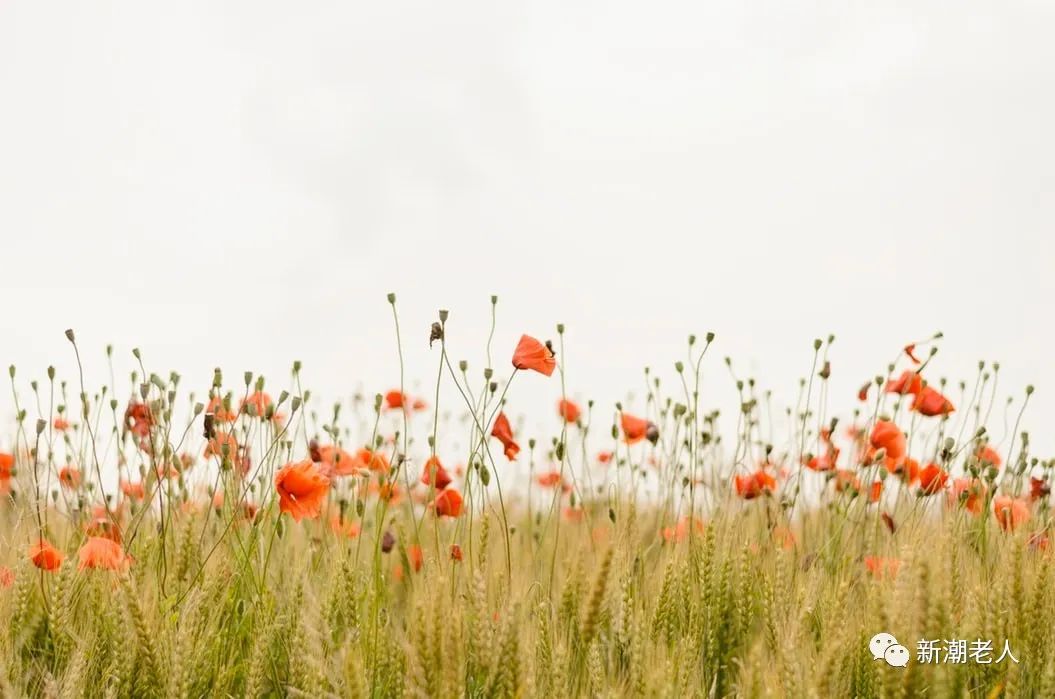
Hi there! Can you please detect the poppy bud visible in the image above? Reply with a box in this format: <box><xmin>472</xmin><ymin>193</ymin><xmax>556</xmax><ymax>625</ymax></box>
<box><xmin>1027</xmin><ymin>385</ymin><xmax>1035</xmax><ymax>396</ymax></box>
<box><xmin>35</xmin><ymin>419</ymin><xmax>45</xmax><ymax>435</ymax></box>
<box><xmin>291</xmin><ymin>396</ymin><xmax>302</xmax><ymax>412</ymax></box>
<box><xmin>706</xmin><ymin>332</ymin><xmax>715</xmax><ymax>343</ymax></box>
<box><xmin>479</xmin><ymin>465</ymin><xmax>491</xmax><ymax>486</ymax></box>
<box><xmin>813</xmin><ymin>338</ymin><xmax>822</xmax><ymax>350</ymax></box>
<box><xmin>688</xmin><ymin>334</ymin><xmax>696</xmax><ymax>346</ymax></box>
<box><xmin>489</xmin><ymin>382</ymin><xmax>497</xmax><ymax>393</ymax></box>
<box><xmin>381</xmin><ymin>531</ymin><xmax>395</xmax><ymax>553</ymax></box>
<box><xmin>459</xmin><ymin>360</ymin><xmax>468</xmax><ymax>372</ymax></box>
<box><xmin>491</xmin><ymin>294</ymin><xmax>497</xmax><ymax>304</ymax></box>
<box><xmin>674</xmin><ymin>361</ymin><xmax>684</xmax><ymax>373</ymax></box>
<box><xmin>483</xmin><ymin>368</ymin><xmax>493</xmax><ymax>380</ymax></box>
<box><xmin>556</xmin><ymin>323</ymin><xmax>564</xmax><ymax>334</ymax></box>
<box><xmin>293</xmin><ymin>360</ymin><xmax>302</xmax><ymax>373</ymax></box>
<box><xmin>110</xmin><ymin>399</ymin><xmax>117</xmax><ymax>411</ymax></box>
<box><xmin>47</xmin><ymin>366</ymin><xmax>55</xmax><ymax>380</ymax></box>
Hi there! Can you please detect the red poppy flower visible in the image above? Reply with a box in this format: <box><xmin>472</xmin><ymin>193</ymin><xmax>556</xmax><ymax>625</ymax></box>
<box><xmin>912</xmin><ymin>386</ymin><xmax>955</xmax><ymax>417</ymax></box>
<box><xmin>1030</xmin><ymin>477</ymin><xmax>1051</xmax><ymax>502</ymax></box>
<box><xmin>661</xmin><ymin>517</ymin><xmax>705</xmax><ymax>543</ymax></box>
<box><xmin>833</xmin><ymin>469</ymin><xmax>860</xmax><ymax>493</ymax></box>
<box><xmin>975</xmin><ymin>444</ymin><xmax>1002</xmax><ymax>468</ymax></box>
<box><xmin>535</xmin><ymin>470</ymin><xmax>569</xmax><ymax>492</ymax></box>
<box><xmin>511</xmin><ymin>335</ymin><xmax>556</xmax><ymax>376</ymax></box>
<box><xmin>407</xmin><ymin>544</ymin><xmax>424</xmax><ymax>572</ymax></box>
<box><xmin>857</xmin><ymin>383</ymin><xmax>871</xmax><ymax>402</ymax></box>
<box><xmin>0</xmin><ymin>567</ymin><xmax>12</xmax><ymax>588</ymax></box>
<box><xmin>620</xmin><ymin>413</ymin><xmax>651</xmax><ymax>445</ymax></box>
<box><xmin>490</xmin><ymin>412</ymin><xmax>520</xmax><ymax>461</ymax></box>
<box><xmin>58</xmin><ymin>466</ymin><xmax>81</xmax><ymax>489</ymax></box>
<box><xmin>29</xmin><ymin>539</ymin><xmax>63</xmax><ymax>572</ymax></box>
<box><xmin>431</xmin><ymin>489</ymin><xmax>463</xmax><ymax>517</ymax></box>
<box><xmin>917</xmin><ymin>463</ymin><xmax>949</xmax><ymax>495</ymax></box>
<box><xmin>734</xmin><ymin>469</ymin><xmax>776</xmax><ymax>500</ymax></box>
<box><xmin>885</xmin><ymin>371</ymin><xmax>923</xmax><ymax>396</ymax></box>
<box><xmin>558</xmin><ymin>399</ymin><xmax>582</xmax><ymax>424</ymax></box>
<box><xmin>52</xmin><ymin>417</ymin><xmax>70</xmax><ymax>431</ymax></box>
<box><xmin>317</xmin><ymin>445</ymin><xmax>363</xmax><ymax>477</ymax></box>
<box><xmin>904</xmin><ymin>344</ymin><xmax>922</xmax><ymax>364</ymax></box>
<box><xmin>0</xmin><ymin>452</ymin><xmax>13</xmax><ymax>480</ymax></box>
<box><xmin>78</xmin><ymin>537</ymin><xmax>130</xmax><ymax>571</ymax></box>
<box><xmin>421</xmin><ymin>456</ymin><xmax>452</xmax><ymax>490</ymax></box>
<box><xmin>597</xmin><ymin>451</ymin><xmax>612</xmax><ymax>464</ymax></box>
<box><xmin>869</xmin><ymin>420</ymin><xmax>906</xmax><ymax>463</ymax></box>
<box><xmin>239</xmin><ymin>391</ymin><xmax>272</xmax><ymax>418</ymax></box>
<box><xmin>357</xmin><ymin>448</ymin><xmax>391</xmax><ymax>473</ymax></box>
<box><xmin>450</xmin><ymin>544</ymin><xmax>463</xmax><ymax>562</ymax></box>
<box><xmin>868</xmin><ymin>481</ymin><xmax>883</xmax><ymax>503</ymax></box>
<box><xmin>993</xmin><ymin>496</ymin><xmax>1031</xmax><ymax>532</ymax></box>
<box><xmin>384</xmin><ymin>390</ymin><xmax>406</xmax><ymax>410</ymax></box>
<box><xmin>204</xmin><ymin>431</ymin><xmax>238</xmax><ymax>460</ymax></box>
<box><xmin>886</xmin><ymin>457</ymin><xmax>920</xmax><ymax>485</ymax></box>
<box><xmin>864</xmin><ymin>556</ymin><xmax>900</xmax><ymax>580</ymax></box>
<box><xmin>120</xmin><ymin>479</ymin><xmax>146</xmax><ymax>500</ymax></box>
<box><xmin>948</xmin><ymin>478</ymin><xmax>987</xmax><ymax>515</ymax></box>
<box><xmin>124</xmin><ymin>402</ymin><xmax>153</xmax><ymax>438</ymax></box>
<box><xmin>274</xmin><ymin>460</ymin><xmax>331</xmax><ymax>522</ymax></box>
<box><xmin>329</xmin><ymin>514</ymin><xmax>361</xmax><ymax>539</ymax></box>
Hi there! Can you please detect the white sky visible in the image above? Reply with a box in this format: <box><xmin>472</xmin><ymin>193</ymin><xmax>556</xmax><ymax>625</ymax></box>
<box><xmin>1</xmin><ymin>2</ymin><xmax>1053</xmax><ymax>456</ymax></box>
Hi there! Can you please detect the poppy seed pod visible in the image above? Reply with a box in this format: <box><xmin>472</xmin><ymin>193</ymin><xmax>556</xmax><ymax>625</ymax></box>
<box><xmin>646</xmin><ymin>422</ymin><xmax>660</xmax><ymax>445</ymax></box>
<box><xmin>64</xmin><ymin>329</ymin><xmax>75</xmax><ymax>343</ymax></box>
<box><xmin>438</xmin><ymin>309</ymin><xmax>449</xmax><ymax>322</ymax></box>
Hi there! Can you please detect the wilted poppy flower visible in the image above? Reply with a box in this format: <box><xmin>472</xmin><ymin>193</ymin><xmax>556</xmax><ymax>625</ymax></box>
<box><xmin>421</xmin><ymin>456</ymin><xmax>452</xmax><ymax>490</ymax></box>
<box><xmin>29</xmin><ymin>539</ymin><xmax>63</xmax><ymax>572</ymax></box>
<box><xmin>58</xmin><ymin>466</ymin><xmax>81</xmax><ymax>489</ymax></box>
<box><xmin>450</xmin><ymin>544</ymin><xmax>463</xmax><ymax>562</ymax></box>
<box><xmin>734</xmin><ymin>469</ymin><xmax>776</xmax><ymax>500</ymax></box>
<box><xmin>77</xmin><ymin>537</ymin><xmax>129</xmax><ymax>571</ymax></box>
<box><xmin>993</xmin><ymin>496</ymin><xmax>1031</xmax><ymax>532</ymax></box>
<box><xmin>621</xmin><ymin>413</ymin><xmax>651</xmax><ymax>445</ymax></box>
<box><xmin>124</xmin><ymin>402</ymin><xmax>153</xmax><ymax>439</ymax></box>
<box><xmin>431</xmin><ymin>489</ymin><xmax>463</xmax><ymax>517</ymax></box>
<box><xmin>917</xmin><ymin>463</ymin><xmax>949</xmax><ymax>495</ymax></box>
<box><xmin>885</xmin><ymin>371</ymin><xmax>923</xmax><ymax>396</ymax></box>
<box><xmin>119</xmin><ymin>479</ymin><xmax>146</xmax><ymax>500</ymax></box>
<box><xmin>384</xmin><ymin>390</ymin><xmax>406</xmax><ymax>410</ymax></box>
<box><xmin>1030</xmin><ymin>477</ymin><xmax>1051</xmax><ymax>502</ymax></box>
<box><xmin>869</xmin><ymin>420</ymin><xmax>906</xmax><ymax>464</ymax></box>
<box><xmin>948</xmin><ymin>478</ymin><xmax>987</xmax><ymax>515</ymax></box>
<box><xmin>53</xmin><ymin>417</ymin><xmax>70</xmax><ymax>432</ymax></box>
<box><xmin>274</xmin><ymin>460</ymin><xmax>330</xmax><ymax>522</ymax></box>
<box><xmin>975</xmin><ymin>444</ymin><xmax>1002</xmax><ymax>468</ymax></box>
<box><xmin>511</xmin><ymin>335</ymin><xmax>556</xmax><ymax>376</ymax></box>
<box><xmin>381</xmin><ymin>530</ymin><xmax>396</xmax><ymax>553</ymax></box>
<box><xmin>857</xmin><ymin>383</ymin><xmax>871</xmax><ymax>402</ymax></box>
<box><xmin>904</xmin><ymin>344</ymin><xmax>922</xmax><ymax>364</ymax></box>
<box><xmin>912</xmin><ymin>386</ymin><xmax>955</xmax><ymax>417</ymax></box>
<box><xmin>490</xmin><ymin>412</ymin><xmax>520</xmax><ymax>461</ymax></box>
<box><xmin>864</xmin><ymin>556</ymin><xmax>901</xmax><ymax>581</ymax></box>
<box><xmin>558</xmin><ymin>399</ymin><xmax>581</xmax><ymax>424</ymax></box>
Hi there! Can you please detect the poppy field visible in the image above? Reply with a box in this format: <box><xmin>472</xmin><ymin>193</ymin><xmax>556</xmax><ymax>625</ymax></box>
<box><xmin>1</xmin><ymin>299</ymin><xmax>1052</xmax><ymax>698</ymax></box>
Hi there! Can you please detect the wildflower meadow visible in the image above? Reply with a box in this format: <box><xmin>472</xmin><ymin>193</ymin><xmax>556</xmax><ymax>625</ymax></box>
<box><xmin>0</xmin><ymin>296</ymin><xmax>1051</xmax><ymax>698</ymax></box>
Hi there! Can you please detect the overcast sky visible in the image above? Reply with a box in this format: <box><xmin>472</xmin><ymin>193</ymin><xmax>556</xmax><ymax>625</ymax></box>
<box><xmin>1</xmin><ymin>2</ymin><xmax>1053</xmax><ymax>456</ymax></box>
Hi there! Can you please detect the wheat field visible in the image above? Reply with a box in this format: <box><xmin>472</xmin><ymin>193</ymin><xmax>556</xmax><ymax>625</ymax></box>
<box><xmin>0</xmin><ymin>300</ymin><xmax>1049</xmax><ymax>698</ymax></box>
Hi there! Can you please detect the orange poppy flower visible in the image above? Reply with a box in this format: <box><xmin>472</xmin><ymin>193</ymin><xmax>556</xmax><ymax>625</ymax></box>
<box><xmin>356</xmin><ymin>448</ymin><xmax>391</xmax><ymax>473</ymax></box>
<box><xmin>620</xmin><ymin>413</ymin><xmax>650</xmax><ymax>445</ymax></box>
<box><xmin>431</xmin><ymin>489</ymin><xmax>463</xmax><ymax>517</ymax></box>
<box><xmin>204</xmin><ymin>431</ymin><xmax>238</xmax><ymax>460</ymax></box>
<box><xmin>53</xmin><ymin>417</ymin><xmax>70</xmax><ymax>431</ymax></box>
<box><xmin>0</xmin><ymin>452</ymin><xmax>12</xmax><ymax>479</ymax></box>
<box><xmin>558</xmin><ymin>399</ymin><xmax>582</xmax><ymax>424</ymax></box>
<box><xmin>58</xmin><ymin>466</ymin><xmax>81</xmax><ymax>489</ymax></box>
<box><xmin>912</xmin><ymin>386</ymin><xmax>955</xmax><ymax>417</ymax></box>
<box><xmin>868</xmin><ymin>481</ymin><xmax>883</xmax><ymax>503</ymax></box>
<box><xmin>384</xmin><ymin>390</ymin><xmax>406</xmax><ymax>410</ymax></box>
<box><xmin>77</xmin><ymin>537</ymin><xmax>130</xmax><ymax>571</ymax></box>
<box><xmin>511</xmin><ymin>335</ymin><xmax>556</xmax><ymax>376</ymax></box>
<box><xmin>420</xmin><ymin>456</ymin><xmax>452</xmax><ymax>490</ymax></box>
<box><xmin>993</xmin><ymin>496</ymin><xmax>1031</xmax><ymax>532</ymax></box>
<box><xmin>661</xmin><ymin>516</ymin><xmax>705</xmax><ymax>543</ymax></box>
<box><xmin>886</xmin><ymin>457</ymin><xmax>920</xmax><ymax>485</ymax></box>
<box><xmin>407</xmin><ymin>544</ymin><xmax>424</xmax><ymax>572</ymax></box>
<box><xmin>869</xmin><ymin>420</ymin><xmax>906</xmax><ymax>464</ymax></box>
<box><xmin>239</xmin><ymin>391</ymin><xmax>272</xmax><ymax>418</ymax></box>
<box><xmin>917</xmin><ymin>464</ymin><xmax>949</xmax><ymax>495</ymax></box>
<box><xmin>274</xmin><ymin>460</ymin><xmax>330</xmax><ymax>522</ymax></box>
<box><xmin>833</xmin><ymin>469</ymin><xmax>860</xmax><ymax>493</ymax></box>
<box><xmin>120</xmin><ymin>479</ymin><xmax>146</xmax><ymax>500</ymax></box>
<box><xmin>864</xmin><ymin>556</ymin><xmax>900</xmax><ymax>580</ymax></box>
<box><xmin>734</xmin><ymin>469</ymin><xmax>776</xmax><ymax>500</ymax></box>
<box><xmin>948</xmin><ymin>477</ymin><xmax>987</xmax><ymax>515</ymax></box>
<box><xmin>597</xmin><ymin>451</ymin><xmax>612</xmax><ymax>464</ymax></box>
<box><xmin>535</xmin><ymin>470</ymin><xmax>570</xmax><ymax>493</ymax></box>
<box><xmin>885</xmin><ymin>370</ymin><xmax>923</xmax><ymax>396</ymax></box>
<box><xmin>412</xmin><ymin>397</ymin><xmax>427</xmax><ymax>412</ymax></box>
<box><xmin>317</xmin><ymin>445</ymin><xmax>363</xmax><ymax>477</ymax></box>
<box><xmin>29</xmin><ymin>539</ymin><xmax>63</xmax><ymax>572</ymax></box>
<box><xmin>490</xmin><ymin>412</ymin><xmax>520</xmax><ymax>461</ymax></box>
<box><xmin>772</xmin><ymin>525</ymin><xmax>797</xmax><ymax>550</ymax></box>
<box><xmin>562</xmin><ymin>507</ymin><xmax>584</xmax><ymax>522</ymax></box>
<box><xmin>0</xmin><ymin>567</ymin><xmax>13</xmax><ymax>588</ymax></box>
<box><xmin>329</xmin><ymin>514</ymin><xmax>361</xmax><ymax>538</ymax></box>
<box><xmin>975</xmin><ymin>444</ymin><xmax>1002</xmax><ymax>468</ymax></box>
<box><xmin>205</xmin><ymin>395</ymin><xmax>236</xmax><ymax>422</ymax></box>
